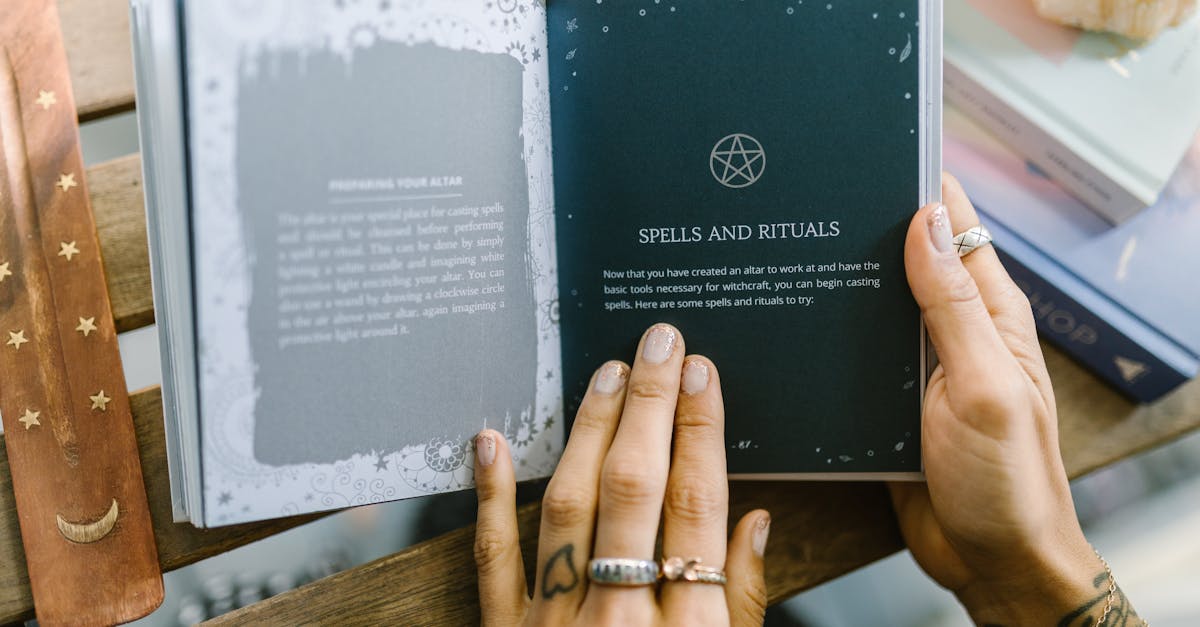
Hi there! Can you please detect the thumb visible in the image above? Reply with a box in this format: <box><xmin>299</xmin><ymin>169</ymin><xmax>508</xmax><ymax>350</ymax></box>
<box><xmin>905</xmin><ymin>203</ymin><xmax>1012</xmax><ymax>391</ymax></box>
<box><xmin>725</xmin><ymin>510</ymin><xmax>770</xmax><ymax>627</ymax></box>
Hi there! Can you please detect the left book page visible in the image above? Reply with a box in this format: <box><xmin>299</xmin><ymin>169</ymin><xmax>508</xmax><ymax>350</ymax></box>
<box><xmin>182</xmin><ymin>1</ymin><xmax>561</xmax><ymax>527</ymax></box>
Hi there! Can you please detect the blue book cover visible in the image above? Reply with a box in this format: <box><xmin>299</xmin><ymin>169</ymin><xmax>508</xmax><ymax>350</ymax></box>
<box><xmin>548</xmin><ymin>0</ymin><xmax>941</xmax><ymax>476</ymax></box>
<box><xmin>945</xmin><ymin>106</ymin><xmax>1200</xmax><ymax>402</ymax></box>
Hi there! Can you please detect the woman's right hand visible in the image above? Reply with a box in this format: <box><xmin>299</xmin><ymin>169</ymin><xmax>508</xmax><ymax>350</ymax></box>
<box><xmin>891</xmin><ymin>175</ymin><xmax>1142</xmax><ymax>625</ymax></box>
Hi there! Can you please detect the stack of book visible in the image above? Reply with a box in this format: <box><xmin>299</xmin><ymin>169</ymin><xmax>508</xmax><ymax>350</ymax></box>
<box><xmin>944</xmin><ymin>0</ymin><xmax>1200</xmax><ymax>401</ymax></box>
<box><xmin>944</xmin><ymin>0</ymin><xmax>1200</xmax><ymax>224</ymax></box>
<box><xmin>946</xmin><ymin>107</ymin><xmax>1200</xmax><ymax>402</ymax></box>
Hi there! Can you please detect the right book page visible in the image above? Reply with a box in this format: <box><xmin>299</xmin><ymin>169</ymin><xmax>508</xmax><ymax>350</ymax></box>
<box><xmin>548</xmin><ymin>0</ymin><xmax>939</xmax><ymax>476</ymax></box>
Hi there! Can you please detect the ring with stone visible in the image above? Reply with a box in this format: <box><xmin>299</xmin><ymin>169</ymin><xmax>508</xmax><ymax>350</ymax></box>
<box><xmin>586</xmin><ymin>558</ymin><xmax>660</xmax><ymax>586</ymax></box>
<box><xmin>952</xmin><ymin>224</ymin><xmax>994</xmax><ymax>258</ymax></box>
<box><xmin>660</xmin><ymin>556</ymin><xmax>728</xmax><ymax>585</ymax></box>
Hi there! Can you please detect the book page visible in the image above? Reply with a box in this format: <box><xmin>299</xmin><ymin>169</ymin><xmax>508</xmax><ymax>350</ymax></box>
<box><xmin>548</xmin><ymin>1</ymin><xmax>929</xmax><ymax>475</ymax></box>
<box><xmin>185</xmin><ymin>1</ymin><xmax>559</xmax><ymax>525</ymax></box>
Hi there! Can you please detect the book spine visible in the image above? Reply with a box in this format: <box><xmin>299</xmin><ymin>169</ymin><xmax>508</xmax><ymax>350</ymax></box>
<box><xmin>944</xmin><ymin>62</ymin><xmax>1146</xmax><ymax>225</ymax></box>
<box><xmin>978</xmin><ymin>215</ymin><xmax>1194</xmax><ymax>403</ymax></box>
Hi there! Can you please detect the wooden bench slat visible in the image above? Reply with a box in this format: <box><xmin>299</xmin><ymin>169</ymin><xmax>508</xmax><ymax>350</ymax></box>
<box><xmin>61</xmin><ymin>0</ymin><xmax>136</xmax><ymax>121</ymax></box>
<box><xmin>208</xmin><ymin>356</ymin><xmax>1200</xmax><ymax>625</ymax></box>
<box><xmin>0</xmin><ymin>387</ymin><xmax>325</xmax><ymax>624</ymax></box>
<box><xmin>91</xmin><ymin>154</ymin><xmax>155</xmax><ymax>333</ymax></box>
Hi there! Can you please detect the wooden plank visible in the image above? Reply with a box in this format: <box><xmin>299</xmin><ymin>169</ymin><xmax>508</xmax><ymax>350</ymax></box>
<box><xmin>0</xmin><ymin>388</ymin><xmax>325</xmax><ymax>624</ymax></box>
<box><xmin>60</xmin><ymin>0</ymin><xmax>136</xmax><ymax>121</ymax></box>
<box><xmin>209</xmin><ymin>357</ymin><xmax>1200</xmax><ymax>625</ymax></box>
<box><xmin>90</xmin><ymin>154</ymin><xmax>154</xmax><ymax>332</ymax></box>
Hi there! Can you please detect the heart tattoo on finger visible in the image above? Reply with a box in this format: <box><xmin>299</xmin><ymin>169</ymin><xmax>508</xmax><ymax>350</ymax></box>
<box><xmin>541</xmin><ymin>544</ymin><xmax>581</xmax><ymax>599</ymax></box>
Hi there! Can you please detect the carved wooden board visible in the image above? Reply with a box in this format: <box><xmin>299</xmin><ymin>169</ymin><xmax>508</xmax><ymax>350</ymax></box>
<box><xmin>0</xmin><ymin>1</ymin><xmax>162</xmax><ymax>624</ymax></box>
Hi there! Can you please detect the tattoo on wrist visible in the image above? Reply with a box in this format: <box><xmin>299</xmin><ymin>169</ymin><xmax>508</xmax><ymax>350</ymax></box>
<box><xmin>1055</xmin><ymin>571</ymin><xmax>1142</xmax><ymax>627</ymax></box>
<box><xmin>541</xmin><ymin>544</ymin><xmax>580</xmax><ymax>599</ymax></box>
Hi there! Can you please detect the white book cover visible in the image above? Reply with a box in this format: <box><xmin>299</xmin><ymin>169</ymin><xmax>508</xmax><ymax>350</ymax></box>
<box><xmin>944</xmin><ymin>0</ymin><xmax>1200</xmax><ymax>223</ymax></box>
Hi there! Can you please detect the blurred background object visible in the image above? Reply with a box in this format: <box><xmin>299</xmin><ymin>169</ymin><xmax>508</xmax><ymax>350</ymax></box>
<box><xmin>1033</xmin><ymin>0</ymin><xmax>1197</xmax><ymax>39</ymax></box>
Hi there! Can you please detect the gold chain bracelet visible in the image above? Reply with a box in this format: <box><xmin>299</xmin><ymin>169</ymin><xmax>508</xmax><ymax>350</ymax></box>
<box><xmin>1093</xmin><ymin>547</ymin><xmax>1149</xmax><ymax>626</ymax></box>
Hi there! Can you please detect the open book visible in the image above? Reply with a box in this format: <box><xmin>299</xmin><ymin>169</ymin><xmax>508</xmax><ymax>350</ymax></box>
<box><xmin>131</xmin><ymin>0</ymin><xmax>941</xmax><ymax>527</ymax></box>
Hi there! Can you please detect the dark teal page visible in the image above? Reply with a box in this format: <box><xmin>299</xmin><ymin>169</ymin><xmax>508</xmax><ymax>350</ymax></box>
<box><xmin>549</xmin><ymin>1</ymin><xmax>923</xmax><ymax>474</ymax></box>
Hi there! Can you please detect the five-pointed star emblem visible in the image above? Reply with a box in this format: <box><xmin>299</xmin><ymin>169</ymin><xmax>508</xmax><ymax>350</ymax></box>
<box><xmin>56</xmin><ymin>172</ymin><xmax>77</xmax><ymax>192</ymax></box>
<box><xmin>76</xmin><ymin>316</ymin><xmax>97</xmax><ymax>337</ymax></box>
<box><xmin>710</xmin><ymin>134</ymin><xmax>765</xmax><ymax>188</ymax></box>
<box><xmin>0</xmin><ymin>261</ymin><xmax>10</xmax><ymax>283</ymax></box>
<box><xmin>35</xmin><ymin>90</ymin><xmax>57</xmax><ymax>110</ymax></box>
<box><xmin>58</xmin><ymin>241</ymin><xmax>80</xmax><ymax>260</ymax></box>
<box><xmin>90</xmin><ymin>390</ymin><xmax>112</xmax><ymax>411</ymax></box>
<box><xmin>7</xmin><ymin>330</ymin><xmax>28</xmax><ymax>350</ymax></box>
<box><xmin>18</xmin><ymin>409</ymin><xmax>40</xmax><ymax>430</ymax></box>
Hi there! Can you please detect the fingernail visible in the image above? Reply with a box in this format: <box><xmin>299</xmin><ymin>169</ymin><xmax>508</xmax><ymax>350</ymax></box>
<box><xmin>594</xmin><ymin>362</ymin><xmax>628</xmax><ymax>395</ymax></box>
<box><xmin>681</xmin><ymin>359</ymin><xmax>709</xmax><ymax>395</ymax></box>
<box><xmin>753</xmin><ymin>514</ymin><xmax>771</xmax><ymax>557</ymax></box>
<box><xmin>927</xmin><ymin>204</ymin><xmax>953</xmax><ymax>254</ymax></box>
<box><xmin>476</xmin><ymin>433</ymin><xmax>496</xmax><ymax>467</ymax></box>
<box><xmin>642</xmin><ymin>325</ymin><xmax>677</xmax><ymax>364</ymax></box>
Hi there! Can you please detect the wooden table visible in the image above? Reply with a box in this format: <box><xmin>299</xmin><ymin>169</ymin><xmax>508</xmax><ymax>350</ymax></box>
<box><xmin>0</xmin><ymin>1</ymin><xmax>1197</xmax><ymax>623</ymax></box>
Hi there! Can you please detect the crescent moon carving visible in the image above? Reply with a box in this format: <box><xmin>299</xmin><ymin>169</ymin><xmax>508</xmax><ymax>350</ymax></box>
<box><xmin>56</xmin><ymin>498</ymin><xmax>119</xmax><ymax>544</ymax></box>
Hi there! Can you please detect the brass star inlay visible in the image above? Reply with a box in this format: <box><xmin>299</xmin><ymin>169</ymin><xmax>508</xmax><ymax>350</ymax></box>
<box><xmin>6</xmin><ymin>330</ymin><xmax>28</xmax><ymax>350</ymax></box>
<box><xmin>35</xmin><ymin>90</ymin><xmax>57</xmax><ymax>110</ymax></box>
<box><xmin>58</xmin><ymin>241</ymin><xmax>80</xmax><ymax>261</ymax></box>
<box><xmin>18</xmin><ymin>408</ymin><xmax>40</xmax><ymax>430</ymax></box>
<box><xmin>89</xmin><ymin>390</ymin><xmax>111</xmax><ymax>411</ymax></box>
<box><xmin>56</xmin><ymin>172</ymin><xmax>77</xmax><ymax>192</ymax></box>
<box><xmin>76</xmin><ymin>316</ymin><xmax>97</xmax><ymax>337</ymax></box>
<box><xmin>0</xmin><ymin>261</ymin><xmax>10</xmax><ymax>283</ymax></box>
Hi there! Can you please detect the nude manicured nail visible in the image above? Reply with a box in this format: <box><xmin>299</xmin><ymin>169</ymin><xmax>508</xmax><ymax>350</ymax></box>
<box><xmin>642</xmin><ymin>325</ymin><xmax>677</xmax><ymax>364</ymax></box>
<box><xmin>476</xmin><ymin>433</ymin><xmax>496</xmax><ymax>467</ymax></box>
<box><xmin>681</xmin><ymin>360</ymin><xmax>709</xmax><ymax>395</ymax></box>
<box><xmin>594</xmin><ymin>362</ymin><xmax>628</xmax><ymax>395</ymax></box>
<box><xmin>928</xmin><ymin>204</ymin><xmax>953</xmax><ymax>254</ymax></box>
<box><xmin>753</xmin><ymin>514</ymin><xmax>771</xmax><ymax>557</ymax></box>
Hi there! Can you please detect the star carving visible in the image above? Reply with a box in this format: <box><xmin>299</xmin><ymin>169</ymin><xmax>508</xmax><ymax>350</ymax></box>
<box><xmin>6</xmin><ymin>330</ymin><xmax>28</xmax><ymax>350</ymax></box>
<box><xmin>35</xmin><ymin>90</ymin><xmax>57</xmax><ymax>110</ymax></box>
<box><xmin>76</xmin><ymin>316</ymin><xmax>97</xmax><ymax>337</ymax></box>
<box><xmin>90</xmin><ymin>390</ymin><xmax>111</xmax><ymax>411</ymax></box>
<box><xmin>18</xmin><ymin>409</ymin><xmax>40</xmax><ymax>430</ymax></box>
<box><xmin>58</xmin><ymin>241</ymin><xmax>80</xmax><ymax>261</ymax></box>
<box><xmin>0</xmin><ymin>261</ymin><xmax>11</xmax><ymax>283</ymax></box>
<box><xmin>56</xmin><ymin>173</ymin><xmax>77</xmax><ymax>192</ymax></box>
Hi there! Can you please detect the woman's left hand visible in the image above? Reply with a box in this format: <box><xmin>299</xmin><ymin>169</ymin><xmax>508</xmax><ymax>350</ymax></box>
<box><xmin>472</xmin><ymin>323</ymin><xmax>771</xmax><ymax>626</ymax></box>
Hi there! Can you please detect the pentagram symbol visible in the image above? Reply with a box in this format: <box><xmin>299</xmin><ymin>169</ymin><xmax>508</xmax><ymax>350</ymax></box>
<box><xmin>710</xmin><ymin>133</ymin><xmax>765</xmax><ymax>189</ymax></box>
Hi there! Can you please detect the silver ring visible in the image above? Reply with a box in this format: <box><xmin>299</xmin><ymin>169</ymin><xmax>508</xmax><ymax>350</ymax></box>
<box><xmin>661</xmin><ymin>557</ymin><xmax>728</xmax><ymax>585</ymax></box>
<box><xmin>587</xmin><ymin>558</ymin><xmax>659</xmax><ymax>586</ymax></box>
<box><xmin>953</xmin><ymin>224</ymin><xmax>993</xmax><ymax>258</ymax></box>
